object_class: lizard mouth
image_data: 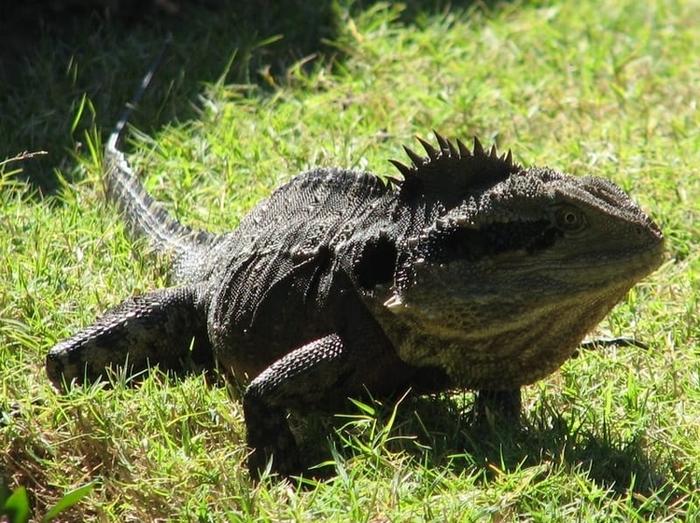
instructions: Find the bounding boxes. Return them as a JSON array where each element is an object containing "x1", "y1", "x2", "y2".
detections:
[
  {"x1": 496, "y1": 239, "x2": 665, "y2": 278},
  {"x1": 562, "y1": 241, "x2": 665, "y2": 274}
]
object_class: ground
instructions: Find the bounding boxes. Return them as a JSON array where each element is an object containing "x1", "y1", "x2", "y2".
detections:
[{"x1": 1, "y1": 0, "x2": 698, "y2": 520}]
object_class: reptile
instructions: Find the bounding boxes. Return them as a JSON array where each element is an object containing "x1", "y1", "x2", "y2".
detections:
[{"x1": 45, "y1": 83, "x2": 665, "y2": 479}]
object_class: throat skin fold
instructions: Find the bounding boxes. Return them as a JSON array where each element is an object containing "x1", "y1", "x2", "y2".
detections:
[{"x1": 366, "y1": 278, "x2": 637, "y2": 389}]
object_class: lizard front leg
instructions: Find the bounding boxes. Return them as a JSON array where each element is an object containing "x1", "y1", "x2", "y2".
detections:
[
  {"x1": 474, "y1": 388, "x2": 522, "y2": 423},
  {"x1": 243, "y1": 333, "x2": 351, "y2": 478}
]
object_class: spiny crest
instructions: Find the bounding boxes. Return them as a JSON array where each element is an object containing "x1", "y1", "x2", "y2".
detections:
[{"x1": 389, "y1": 132, "x2": 521, "y2": 206}]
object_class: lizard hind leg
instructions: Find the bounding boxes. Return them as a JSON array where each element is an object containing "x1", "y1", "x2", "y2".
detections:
[{"x1": 46, "y1": 286, "x2": 212, "y2": 389}]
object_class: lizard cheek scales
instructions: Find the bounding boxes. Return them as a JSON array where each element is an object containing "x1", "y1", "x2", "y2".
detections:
[{"x1": 46, "y1": 76, "x2": 665, "y2": 484}]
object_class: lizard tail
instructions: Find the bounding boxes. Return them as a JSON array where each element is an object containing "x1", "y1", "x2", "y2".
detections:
[
  {"x1": 103, "y1": 37, "x2": 215, "y2": 256},
  {"x1": 103, "y1": 145, "x2": 214, "y2": 254}
]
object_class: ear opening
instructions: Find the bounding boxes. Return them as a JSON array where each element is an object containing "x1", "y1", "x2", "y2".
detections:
[{"x1": 354, "y1": 235, "x2": 398, "y2": 290}]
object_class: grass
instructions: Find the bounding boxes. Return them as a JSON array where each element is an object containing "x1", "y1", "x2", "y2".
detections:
[{"x1": 1, "y1": 0, "x2": 699, "y2": 520}]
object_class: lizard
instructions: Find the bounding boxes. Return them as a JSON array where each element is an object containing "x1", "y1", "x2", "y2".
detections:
[{"x1": 45, "y1": 79, "x2": 665, "y2": 479}]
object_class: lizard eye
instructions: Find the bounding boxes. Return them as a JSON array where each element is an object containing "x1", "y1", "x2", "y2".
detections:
[{"x1": 555, "y1": 206, "x2": 586, "y2": 232}]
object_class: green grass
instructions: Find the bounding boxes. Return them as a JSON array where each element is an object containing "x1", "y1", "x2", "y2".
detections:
[{"x1": 2, "y1": 0, "x2": 699, "y2": 520}]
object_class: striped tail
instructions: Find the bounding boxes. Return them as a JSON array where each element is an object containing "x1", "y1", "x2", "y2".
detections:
[
  {"x1": 103, "y1": 144, "x2": 214, "y2": 255},
  {"x1": 103, "y1": 38, "x2": 215, "y2": 257}
]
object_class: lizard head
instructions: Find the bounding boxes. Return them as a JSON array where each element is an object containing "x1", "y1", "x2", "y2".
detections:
[{"x1": 384, "y1": 134, "x2": 664, "y2": 346}]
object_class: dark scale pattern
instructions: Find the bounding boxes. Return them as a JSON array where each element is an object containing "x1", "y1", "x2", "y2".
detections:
[{"x1": 47, "y1": 126, "x2": 665, "y2": 478}]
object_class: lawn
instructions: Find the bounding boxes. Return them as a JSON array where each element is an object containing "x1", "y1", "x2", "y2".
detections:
[{"x1": 1, "y1": 0, "x2": 698, "y2": 520}]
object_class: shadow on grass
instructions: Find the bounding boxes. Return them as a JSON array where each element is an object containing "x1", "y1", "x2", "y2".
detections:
[
  {"x1": 0, "y1": 0, "x2": 342, "y2": 192},
  {"x1": 317, "y1": 393, "x2": 676, "y2": 504},
  {"x1": 1, "y1": 0, "x2": 505, "y2": 193}
]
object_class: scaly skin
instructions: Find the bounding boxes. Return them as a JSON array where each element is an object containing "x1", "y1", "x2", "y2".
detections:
[{"x1": 46, "y1": 125, "x2": 664, "y2": 477}]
